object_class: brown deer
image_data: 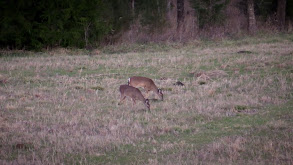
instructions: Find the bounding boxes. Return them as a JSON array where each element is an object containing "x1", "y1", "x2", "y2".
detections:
[
  {"x1": 118, "y1": 85, "x2": 150, "y2": 111},
  {"x1": 128, "y1": 76, "x2": 163, "y2": 101}
]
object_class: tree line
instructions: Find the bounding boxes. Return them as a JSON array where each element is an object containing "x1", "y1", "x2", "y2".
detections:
[{"x1": 0, "y1": 0, "x2": 292, "y2": 50}]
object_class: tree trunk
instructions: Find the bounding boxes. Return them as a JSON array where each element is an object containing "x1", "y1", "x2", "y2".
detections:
[
  {"x1": 131, "y1": 0, "x2": 135, "y2": 16},
  {"x1": 156, "y1": 0, "x2": 161, "y2": 15},
  {"x1": 84, "y1": 23, "x2": 91, "y2": 48},
  {"x1": 177, "y1": 0, "x2": 184, "y2": 30},
  {"x1": 247, "y1": 0, "x2": 256, "y2": 34},
  {"x1": 277, "y1": 0, "x2": 286, "y2": 31}
]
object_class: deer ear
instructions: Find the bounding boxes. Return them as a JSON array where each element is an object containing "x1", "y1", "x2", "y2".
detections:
[{"x1": 127, "y1": 78, "x2": 130, "y2": 85}]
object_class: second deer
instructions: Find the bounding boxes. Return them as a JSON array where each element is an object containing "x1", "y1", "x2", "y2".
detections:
[
  {"x1": 118, "y1": 85, "x2": 150, "y2": 111},
  {"x1": 128, "y1": 76, "x2": 163, "y2": 101}
]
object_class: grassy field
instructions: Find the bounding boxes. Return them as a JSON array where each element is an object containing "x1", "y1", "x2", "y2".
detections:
[{"x1": 0, "y1": 34, "x2": 293, "y2": 164}]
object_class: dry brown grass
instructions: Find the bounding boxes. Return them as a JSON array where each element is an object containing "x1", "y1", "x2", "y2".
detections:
[{"x1": 0, "y1": 34, "x2": 293, "y2": 164}]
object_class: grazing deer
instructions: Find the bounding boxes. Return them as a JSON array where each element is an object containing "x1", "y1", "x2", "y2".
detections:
[
  {"x1": 118, "y1": 85, "x2": 150, "y2": 111},
  {"x1": 128, "y1": 76, "x2": 163, "y2": 101}
]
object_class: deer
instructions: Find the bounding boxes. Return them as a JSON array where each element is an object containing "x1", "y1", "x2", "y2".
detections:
[
  {"x1": 128, "y1": 76, "x2": 163, "y2": 101},
  {"x1": 118, "y1": 85, "x2": 150, "y2": 111}
]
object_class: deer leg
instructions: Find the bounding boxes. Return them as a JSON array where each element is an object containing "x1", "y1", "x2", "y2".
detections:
[
  {"x1": 132, "y1": 98, "x2": 136, "y2": 106},
  {"x1": 145, "y1": 90, "x2": 150, "y2": 99},
  {"x1": 118, "y1": 95, "x2": 126, "y2": 105}
]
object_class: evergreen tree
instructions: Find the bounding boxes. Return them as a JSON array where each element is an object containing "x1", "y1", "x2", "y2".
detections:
[
  {"x1": 0, "y1": 0, "x2": 118, "y2": 49},
  {"x1": 190, "y1": 0, "x2": 230, "y2": 29}
]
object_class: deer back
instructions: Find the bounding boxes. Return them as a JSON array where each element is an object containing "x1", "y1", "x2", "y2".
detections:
[
  {"x1": 128, "y1": 76, "x2": 157, "y2": 91},
  {"x1": 120, "y1": 85, "x2": 146, "y2": 101}
]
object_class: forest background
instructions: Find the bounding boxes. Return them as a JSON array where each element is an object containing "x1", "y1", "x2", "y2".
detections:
[{"x1": 0, "y1": 0, "x2": 292, "y2": 50}]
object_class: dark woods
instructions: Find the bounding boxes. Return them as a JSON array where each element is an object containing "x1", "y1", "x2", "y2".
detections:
[{"x1": 0, "y1": 0, "x2": 292, "y2": 50}]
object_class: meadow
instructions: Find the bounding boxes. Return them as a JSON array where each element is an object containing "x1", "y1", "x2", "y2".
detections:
[{"x1": 0, "y1": 34, "x2": 293, "y2": 164}]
